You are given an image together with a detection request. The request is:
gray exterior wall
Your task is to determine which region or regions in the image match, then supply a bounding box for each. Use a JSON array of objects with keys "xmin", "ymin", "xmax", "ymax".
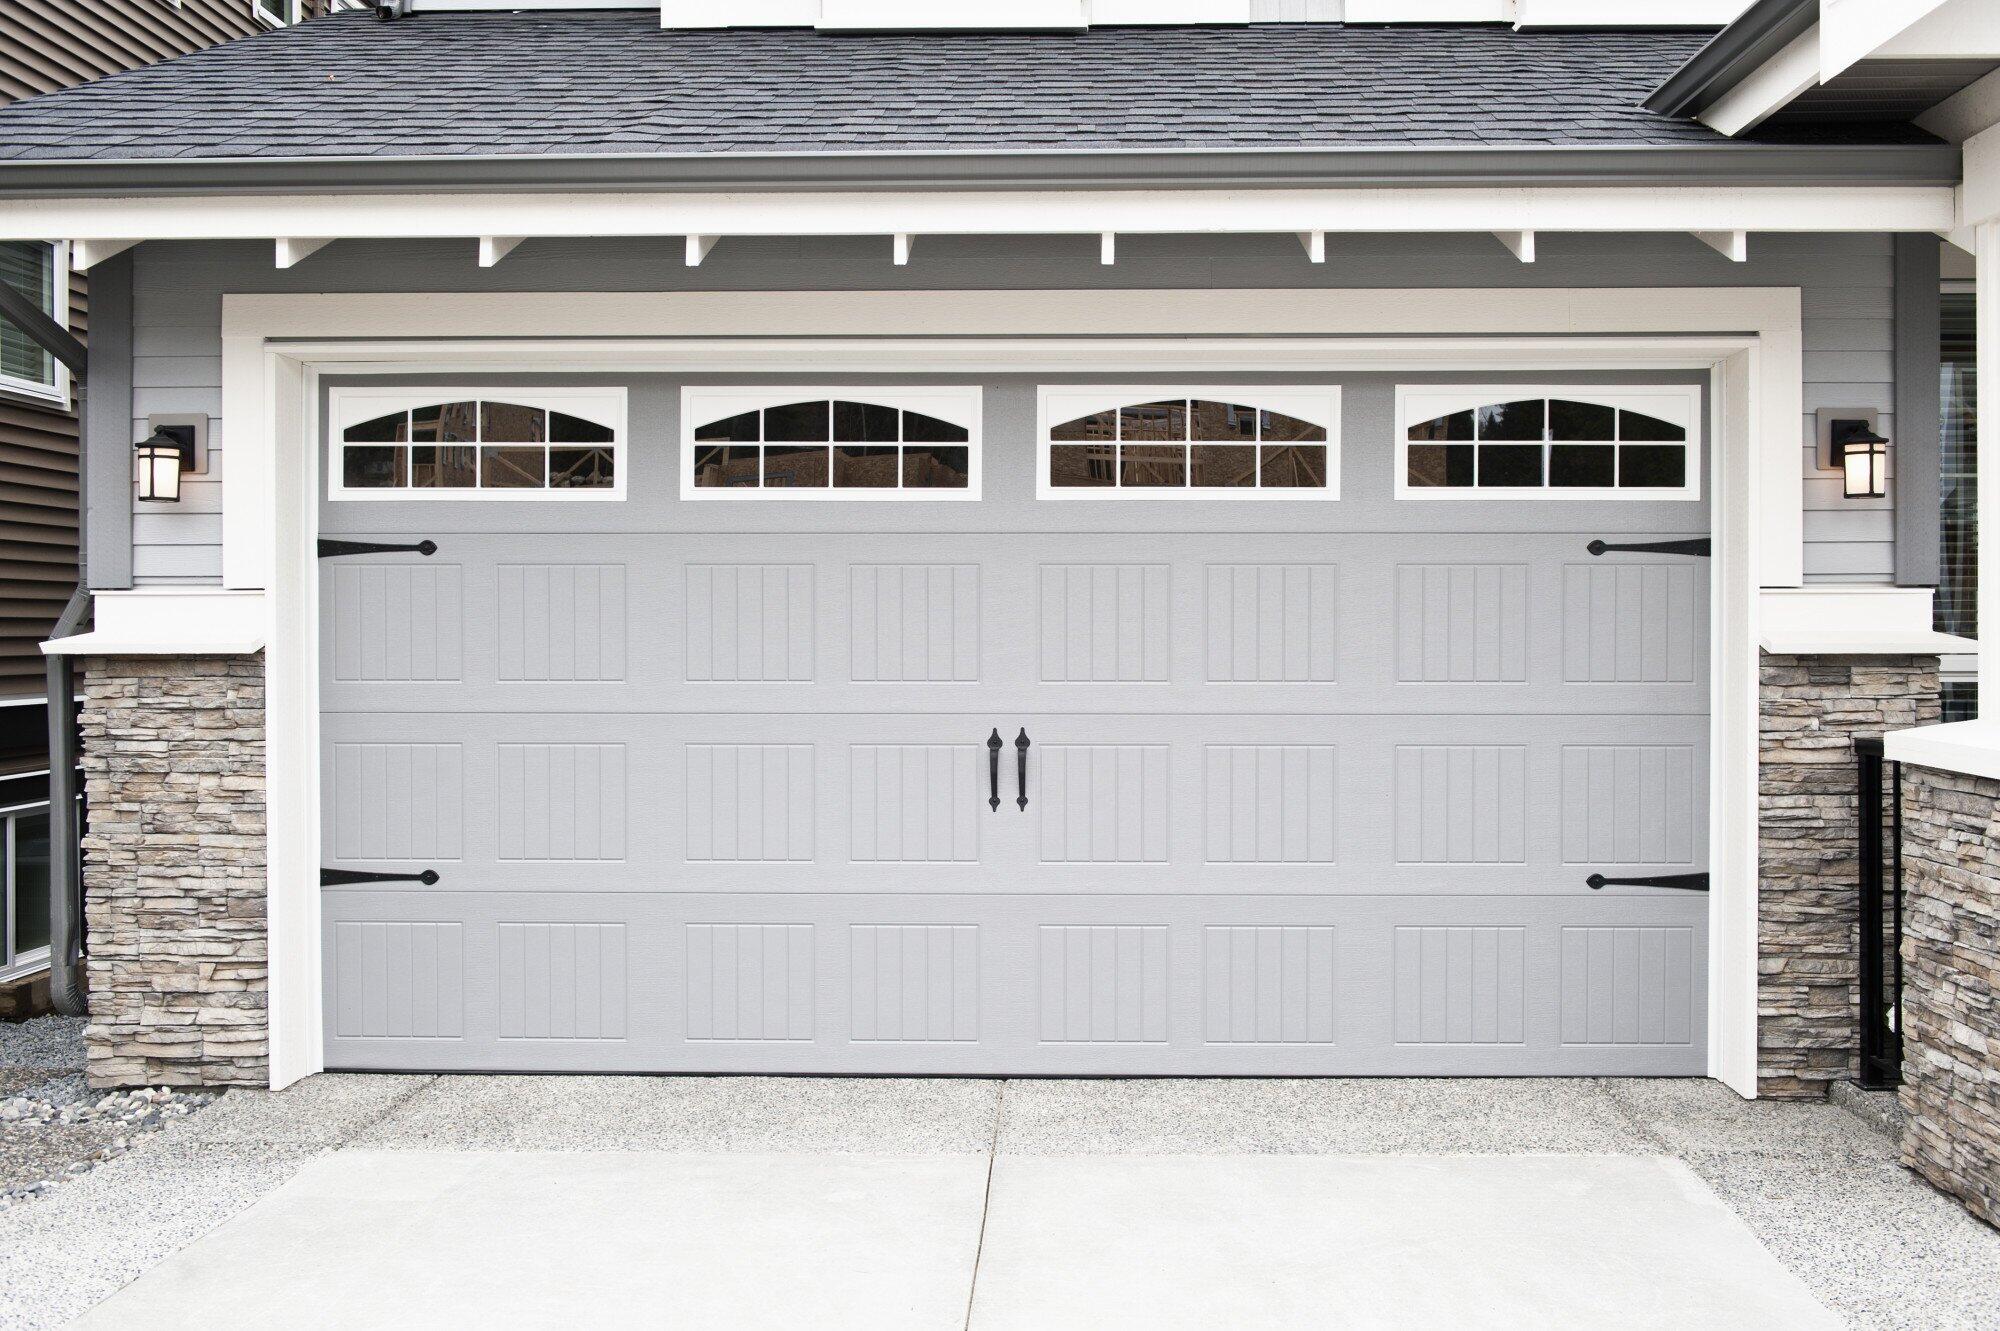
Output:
[{"xmin": 115, "ymin": 230, "xmax": 1903, "ymax": 587}]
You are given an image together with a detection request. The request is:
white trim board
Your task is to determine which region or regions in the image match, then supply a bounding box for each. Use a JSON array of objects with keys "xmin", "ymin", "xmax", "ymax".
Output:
[
  {"xmin": 211, "ymin": 302, "xmax": 1782, "ymax": 1097},
  {"xmin": 0, "ymin": 185, "xmax": 1957, "ymax": 248}
]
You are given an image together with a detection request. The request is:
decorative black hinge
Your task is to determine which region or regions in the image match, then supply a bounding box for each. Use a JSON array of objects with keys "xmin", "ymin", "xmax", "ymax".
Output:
[
  {"xmin": 319, "ymin": 867, "xmax": 441, "ymax": 887},
  {"xmin": 1586, "ymin": 538, "xmax": 1711, "ymax": 558},
  {"xmin": 317, "ymin": 538, "xmax": 438, "ymax": 559},
  {"xmin": 1586, "ymin": 872, "xmax": 1710, "ymax": 893}
]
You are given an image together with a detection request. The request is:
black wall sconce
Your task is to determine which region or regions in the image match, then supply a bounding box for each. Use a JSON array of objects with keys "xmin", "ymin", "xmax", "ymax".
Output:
[
  {"xmin": 1816, "ymin": 408, "xmax": 1889, "ymax": 501},
  {"xmin": 134, "ymin": 414, "xmax": 208, "ymax": 504}
]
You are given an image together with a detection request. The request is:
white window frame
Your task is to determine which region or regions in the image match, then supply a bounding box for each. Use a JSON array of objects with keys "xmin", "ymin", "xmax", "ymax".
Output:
[
  {"xmin": 0, "ymin": 800, "xmax": 54, "ymax": 985},
  {"xmin": 327, "ymin": 385, "xmax": 628, "ymax": 501},
  {"xmin": 1036, "ymin": 385, "xmax": 1342, "ymax": 500},
  {"xmin": 1394, "ymin": 383, "xmax": 1704, "ymax": 502},
  {"xmin": 679, "ymin": 385, "xmax": 983, "ymax": 501},
  {"xmin": 0, "ymin": 240, "xmax": 70, "ymax": 407},
  {"xmin": 253, "ymin": 0, "xmax": 297, "ymax": 27}
]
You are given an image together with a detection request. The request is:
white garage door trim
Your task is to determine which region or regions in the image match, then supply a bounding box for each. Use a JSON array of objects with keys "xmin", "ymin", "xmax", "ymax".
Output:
[{"xmin": 222, "ymin": 286, "xmax": 1793, "ymax": 1093}]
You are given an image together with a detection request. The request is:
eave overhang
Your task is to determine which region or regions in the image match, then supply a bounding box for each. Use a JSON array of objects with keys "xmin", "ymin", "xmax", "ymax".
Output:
[
  {"xmin": 1644, "ymin": 0, "xmax": 1819, "ymax": 120},
  {"xmin": 0, "ymin": 141, "xmax": 1963, "ymax": 199}
]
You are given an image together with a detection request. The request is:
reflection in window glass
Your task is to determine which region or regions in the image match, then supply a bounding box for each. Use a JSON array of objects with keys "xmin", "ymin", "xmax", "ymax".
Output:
[
  {"xmin": 339, "ymin": 397, "xmax": 621, "ymax": 494},
  {"xmin": 1046, "ymin": 396, "xmax": 1333, "ymax": 492},
  {"xmin": 13, "ymin": 811, "xmax": 49, "ymax": 956},
  {"xmin": 687, "ymin": 397, "xmax": 977, "ymax": 494},
  {"xmin": 1939, "ymin": 290, "xmax": 1976, "ymax": 640},
  {"xmin": 1404, "ymin": 392, "xmax": 1691, "ymax": 492}
]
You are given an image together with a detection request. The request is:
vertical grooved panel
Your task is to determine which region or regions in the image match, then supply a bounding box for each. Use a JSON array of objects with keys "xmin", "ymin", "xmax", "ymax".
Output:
[
  {"xmin": 1037, "ymin": 925, "xmax": 1169, "ymax": 1043},
  {"xmin": 1203, "ymin": 745, "xmax": 1337, "ymax": 863},
  {"xmin": 333, "ymin": 922, "xmax": 463, "ymax": 1039},
  {"xmin": 498, "ymin": 923, "xmax": 627, "ymax": 1040},
  {"xmin": 1394, "ymin": 563, "xmax": 1527, "ymax": 682},
  {"xmin": 331, "ymin": 743, "xmax": 462, "ymax": 861},
  {"xmin": 1038, "ymin": 744, "xmax": 1170, "ymax": 863},
  {"xmin": 1563, "ymin": 562, "xmax": 1697, "ymax": 683},
  {"xmin": 686, "ymin": 745, "xmax": 815, "ymax": 863},
  {"xmin": 1039, "ymin": 563, "xmax": 1169, "ymax": 682},
  {"xmin": 685, "ymin": 924, "xmax": 815, "ymax": 1041},
  {"xmin": 1560, "ymin": 745, "xmax": 1696, "ymax": 865},
  {"xmin": 497, "ymin": 564, "xmax": 627, "ymax": 681},
  {"xmin": 1560, "ymin": 926, "xmax": 1695, "ymax": 1045},
  {"xmin": 1202, "ymin": 926, "xmax": 1336, "ymax": 1044},
  {"xmin": 1392, "ymin": 927, "xmax": 1525, "ymax": 1045},
  {"xmin": 849, "ymin": 564, "xmax": 980, "ymax": 681},
  {"xmin": 1393, "ymin": 746, "xmax": 1526, "ymax": 864},
  {"xmin": 849, "ymin": 745, "xmax": 979, "ymax": 862},
  {"xmin": 329, "ymin": 563, "xmax": 463, "ymax": 682},
  {"xmin": 849, "ymin": 925, "xmax": 980, "ymax": 1042},
  {"xmin": 1204, "ymin": 563, "xmax": 1337, "ymax": 681},
  {"xmin": 497, "ymin": 744, "xmax": 627, "ymax": 862},
  {"xmin": 686, "ymin": 564, "xmax": 815, "ymax": 681}
]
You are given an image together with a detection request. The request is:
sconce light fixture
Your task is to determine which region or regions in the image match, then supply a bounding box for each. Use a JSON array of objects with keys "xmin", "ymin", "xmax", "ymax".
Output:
[
  {"xmin": 135, "ymin": 427, "xmax": 189, "ymax": 503},
  {"xmin": 1839, "ymin": 426, "xmax": 1889, "ymax": 500}
]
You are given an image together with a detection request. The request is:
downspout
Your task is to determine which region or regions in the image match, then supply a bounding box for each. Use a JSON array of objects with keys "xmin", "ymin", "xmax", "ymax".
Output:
[{"xmin": 0, "ymin": 277, "xmax": 91, "ymax": 1016}]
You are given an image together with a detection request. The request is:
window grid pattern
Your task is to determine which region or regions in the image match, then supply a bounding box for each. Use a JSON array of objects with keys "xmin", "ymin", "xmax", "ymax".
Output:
[
  {"xmin": 1939, "ymin": 291, "xmax": 1977, "ymax": 641},
  {"xmin": 339, "ymin": 398, "xmax": 618, "ymax": 494},
  {"xmin": 1047, "ymin": 398, "xmax": 1329, "ymax": 491},
  {"xmin": 690, "ymin": 398, "xmax": 972, "ymax": 493},
  {"xmin": 1404, "ymin": 394, "xmax": 1691, "ymax": 493}
]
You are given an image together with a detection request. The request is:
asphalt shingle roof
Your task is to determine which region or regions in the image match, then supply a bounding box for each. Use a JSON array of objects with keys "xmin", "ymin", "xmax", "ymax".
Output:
[{"xmin": 0, "ymin": 9, "xmax": 1903, "ymax": 166}]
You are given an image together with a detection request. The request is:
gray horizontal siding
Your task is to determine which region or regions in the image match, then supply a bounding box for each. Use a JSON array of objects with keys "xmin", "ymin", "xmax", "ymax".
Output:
[{"xmin": 119, "ymin": 230, "xmax": 1900, "ymax": 587}]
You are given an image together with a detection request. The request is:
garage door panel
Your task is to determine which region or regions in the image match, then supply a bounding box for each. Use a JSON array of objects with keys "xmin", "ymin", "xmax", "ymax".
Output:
[{"xmin": 320, "ymin": 890, "xmax": 1703, "ymax": 1075}]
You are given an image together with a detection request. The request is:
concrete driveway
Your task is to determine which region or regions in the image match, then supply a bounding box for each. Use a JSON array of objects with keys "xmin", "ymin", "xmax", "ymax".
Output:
[{"xmin": 3, "ymin": 1075, "xmax": 1997, "ymax": 1329}]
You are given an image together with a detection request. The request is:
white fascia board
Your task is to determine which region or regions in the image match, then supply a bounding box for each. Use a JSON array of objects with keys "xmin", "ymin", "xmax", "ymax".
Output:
[
  {"xmin": 1758, "ymin": 586, "xmax": 1969, "ymax": 655},
  {"xmin": 1826, "ymin": 0, "xmax": 2000, "ymax": 75},
  {"xmin": 1515, "ymin": 0, "xmax": 1750, "ymax": 25},
  {"xmin": 1886, "ymin": 720, "xmax": 2000, "ymax": 782},
  {"xmin": 1345, "ymin": 1, "xmax": 1510, "ymax": 19},
  {"xmin": 820, "ymin": 0, "xmax": 1085, "ymax": 28},
  {"xmin": 42, "ymin": 588, "xmax": 267, "ymax": 656},
  {"xmin": 1698, "ymin": 28, "xmax": 1821, "ymax": 137},
  {"xmin": 1089, "ymin": 1, "xmax": 1252, "ymax": 22},
  {"xmin": 0, "ymin": 184, "xmax": 1957, "ymax": 244},
  {"xmin": 658, "ymin": 0, "xmax": 811, "ymax": 25}
]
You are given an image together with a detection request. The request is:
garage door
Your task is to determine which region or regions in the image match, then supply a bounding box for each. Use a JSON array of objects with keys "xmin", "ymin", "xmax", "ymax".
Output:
[{"xmin": 318, "ymin": 378, "xmax": 1709, "ymax": 1075}]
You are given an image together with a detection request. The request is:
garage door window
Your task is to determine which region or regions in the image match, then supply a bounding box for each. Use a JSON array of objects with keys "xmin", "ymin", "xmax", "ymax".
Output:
[
  {"xmin": 330, "ymin": 387, "xmax": 625, "ymax": 500},
  {"xmin": 682, "ymin": 387, "xmax": 980, "ymax": 499},
  {"xmin": 1397, "ymin": 386, "xmax": 1700, "ymax": 500},
  {"xmin": 1039, "ymin": 387, "xmax": 1340, "ymax": 498}
]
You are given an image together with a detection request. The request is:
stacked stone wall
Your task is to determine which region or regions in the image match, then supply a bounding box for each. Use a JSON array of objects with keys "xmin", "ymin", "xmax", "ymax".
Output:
[
  {"xmin": 78, "ymin": 654, "xmax": 266, "ymax": 1088},
  {"xmin": 1758, "ymin": 653, "xmax": 1938, "ymax": 1098}
]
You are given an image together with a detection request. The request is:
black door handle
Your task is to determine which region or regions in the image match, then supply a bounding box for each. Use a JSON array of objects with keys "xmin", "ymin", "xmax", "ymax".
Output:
[
  {"xmin": 320, "ymin": 867, "xmax": 441, "ymax": 887},
  {"xmin": 1586, "ymin": 538, "xmax": 1711, "ymax": 558},
  {"xmin": 318, "ymin": 538, "xmax": 438, "ymax": 559},
  {"xmin": 1586, "ymin": 872, "xmax": 1709, "ymax": 893},
  {"xmin": 987, "ymin": 728, "xmax": 1003, "ymax": 812},
  {"xmin": 1015, "ymin": 728, "xmax": 1030, "ymax": 811}
]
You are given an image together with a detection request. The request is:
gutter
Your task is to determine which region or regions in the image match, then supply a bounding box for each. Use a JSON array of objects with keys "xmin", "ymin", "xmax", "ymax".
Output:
[
  {"xmin": 0, "ymin": 279, "xmax": 88, "ymax": 1018},
  {"xmin": 0, "ymin": 141, "xmax": 1962, "ymax": 198},
  {"xmin": 1644, "ymin": 0, "xmax": 1819, "ymax": 120}
]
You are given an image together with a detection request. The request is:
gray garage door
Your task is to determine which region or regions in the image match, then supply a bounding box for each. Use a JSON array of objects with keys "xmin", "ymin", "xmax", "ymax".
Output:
[{"xmin": 319, "ymin": 378, "xmax": 1709, "ymax": 1075}]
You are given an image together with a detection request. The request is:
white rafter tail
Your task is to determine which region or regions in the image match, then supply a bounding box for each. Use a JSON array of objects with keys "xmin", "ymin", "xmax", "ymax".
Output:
[
  {"xmin": 1297, "ymin": 230, "xmax": 1326, "ymax": 263},
  {"xmin": 1695, "ymin": 230, "xmax": 1749, "ymax": 262},
  {"xmin": 478, "ymin": 236, "xmax": 525, "ymax": 268},
  {"xmin": 893, "ymin": 233, "xmax": 915, "ymax": 266},
  {"xmin": 1099, "ymin": 231, "xmax": 1117, "ymax": 265},
  {"xmin": 1494, "ymin": 230, "xmax": 1536, "ymax": 263},
  {"xmin": 684, "ymin": 233, "xmax": 719, "ymax": 267},
  {"xmin": 274, "ymin": 237, "xmax": 332, "ymax": 269},
  {"xmin": 69, "ymin": 238, "xmax": 139, "ymax": 271}
]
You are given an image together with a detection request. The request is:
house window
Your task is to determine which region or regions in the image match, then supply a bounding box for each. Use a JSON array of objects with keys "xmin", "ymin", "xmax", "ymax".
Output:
[
  {"xmin": 329, "ymin": 388, "xmax": 625, "ymax": 500},
  {"xmin": 1038, "ymin": 387, "xmax": 1340, "ymax": 498},
  {"xmin": 1939, "ymin": 288, "xmax": 1976, "ymax": 643},
  {"xmin": 682, "ymin": 387, "xmax": 980, "ymax": 499},
  {"xmin": 0, "ymin": 240, "xmax": 65, "ymax": 403},
  {"xmin": 0, "ymin": 805, "xmax": 52, "ymax": 984},
  {"xmin": 254, "ymin": 0, "xmax": 298, "ymax": 25},
  {"xmin": 1396, "ymin": 386, "xmax": 1701, "ymax": 499}
]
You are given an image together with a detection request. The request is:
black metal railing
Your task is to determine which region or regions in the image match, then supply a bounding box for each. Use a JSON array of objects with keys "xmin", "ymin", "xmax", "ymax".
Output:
[{"xmin": 1854, "ymin": 736, "xmax": 1903, "ymax": 1090}]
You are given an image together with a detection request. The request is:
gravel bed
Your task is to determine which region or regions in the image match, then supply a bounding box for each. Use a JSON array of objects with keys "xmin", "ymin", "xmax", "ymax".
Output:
[{"xmin": 0, "ymin": 1016, "xmax": 217, "ymax": 1209}]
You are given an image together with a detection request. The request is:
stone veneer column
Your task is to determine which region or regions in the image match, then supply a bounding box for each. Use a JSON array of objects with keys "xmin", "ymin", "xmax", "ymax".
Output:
[
  {"xmin": 1900, "ymin": 765, "xmax": 2000, "ymax": 1227},
  {"xmin": 1758, "ymin": 653, "xmax": 1938, "ymax": 1098},
  {"xmin": 78, "ymin": 654, "xmax": 267, "ymax": 1088}
]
